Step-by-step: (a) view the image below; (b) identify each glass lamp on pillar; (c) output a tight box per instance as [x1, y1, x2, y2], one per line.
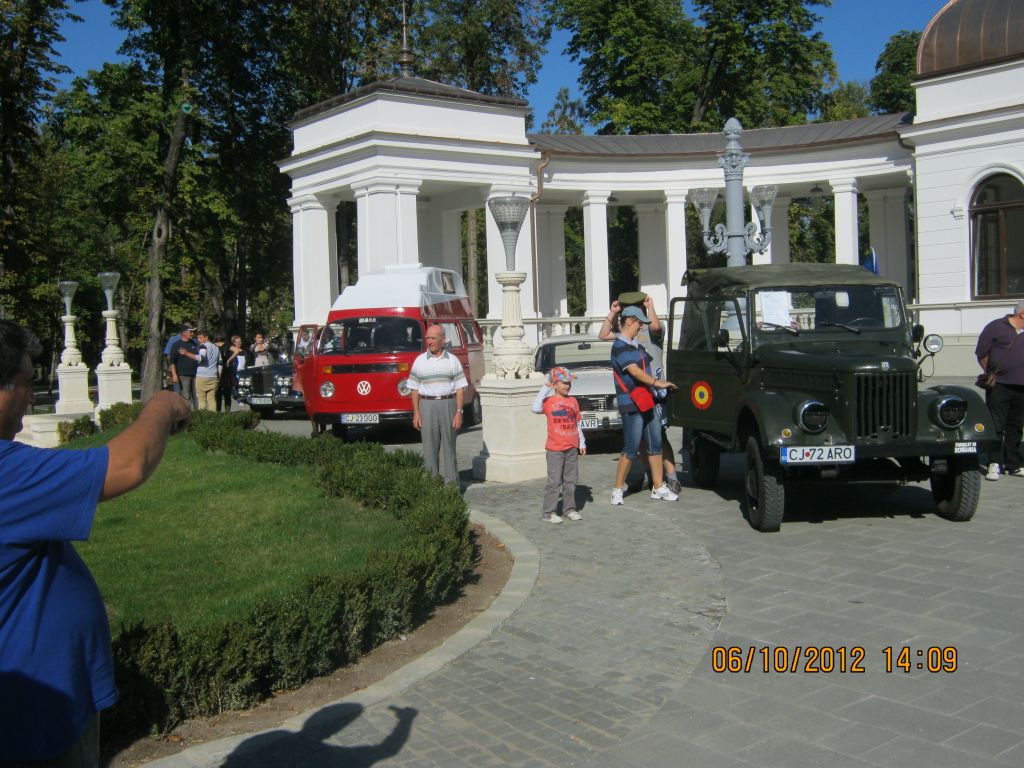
[486, 195, 534, 378]
[57, 281, 82, 366]
[690, 188, 726, 254]
[745, 185, 777, 254]
[96, 271, 124, 365]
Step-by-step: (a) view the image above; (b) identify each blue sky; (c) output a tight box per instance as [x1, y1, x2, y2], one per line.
[56, 0, 942, 125]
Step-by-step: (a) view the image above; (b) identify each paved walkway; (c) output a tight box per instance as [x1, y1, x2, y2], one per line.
[149, 415, 1024, 768]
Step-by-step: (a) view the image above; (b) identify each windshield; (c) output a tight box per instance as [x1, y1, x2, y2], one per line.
[318, 317, 423, 355]
[751, 285, 904, 338]
[536, 339, 614, 372]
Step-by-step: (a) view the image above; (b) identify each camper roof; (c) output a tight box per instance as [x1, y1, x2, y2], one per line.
[331, 264, 467, 311]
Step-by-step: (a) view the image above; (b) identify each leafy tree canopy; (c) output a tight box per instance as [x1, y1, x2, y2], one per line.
[869, 29, 920, 115]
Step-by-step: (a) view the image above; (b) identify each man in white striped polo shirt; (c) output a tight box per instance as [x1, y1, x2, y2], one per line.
[409, 324, 468, 486]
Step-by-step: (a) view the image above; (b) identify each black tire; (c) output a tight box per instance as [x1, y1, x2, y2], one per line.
[464, 394, 482, 427]
[330, 423, 349, 441]
[931, 465, 981, 522]
[691, 434, 721, 487]
[742, 435, 785, 532]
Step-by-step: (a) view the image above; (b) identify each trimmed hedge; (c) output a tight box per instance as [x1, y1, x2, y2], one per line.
[101, 412, 472, 751]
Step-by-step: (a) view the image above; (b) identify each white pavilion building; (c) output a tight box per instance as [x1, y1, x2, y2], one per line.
[279, 0, 1023, 376]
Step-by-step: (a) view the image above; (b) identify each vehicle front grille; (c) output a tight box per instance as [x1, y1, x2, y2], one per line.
[576, 394, 617, 412]
[854, 372, 914, 439]
[248, 368, 274, 395]
[329, 363, 400, 374]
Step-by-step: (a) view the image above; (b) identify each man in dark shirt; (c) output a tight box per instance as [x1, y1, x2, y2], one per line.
[975, 301, 1024, 480]
[169, 324, 199, 409]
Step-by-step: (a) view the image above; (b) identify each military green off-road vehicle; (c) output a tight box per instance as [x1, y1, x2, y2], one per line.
[666, 264, 997, 532]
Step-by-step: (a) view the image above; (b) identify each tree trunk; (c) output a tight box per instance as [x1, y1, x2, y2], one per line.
[140, 107, 191, 401]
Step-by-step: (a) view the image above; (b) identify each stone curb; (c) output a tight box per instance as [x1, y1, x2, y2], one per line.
[143, 509, 539, 767]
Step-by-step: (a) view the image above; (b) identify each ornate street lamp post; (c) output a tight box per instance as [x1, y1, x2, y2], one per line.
[690, 118, 777, 268]
[95, 270, 133, 413]
[486, 195, 535, 379]
[55, 280, 94, 415]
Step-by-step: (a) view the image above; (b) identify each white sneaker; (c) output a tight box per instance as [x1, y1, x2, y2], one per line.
[986, 464, 1001, 481]
[566, 510, 583, 521]
[610, 488, 624, 505]
[651, 483, 679, 501]
[543, 513, 564, 524]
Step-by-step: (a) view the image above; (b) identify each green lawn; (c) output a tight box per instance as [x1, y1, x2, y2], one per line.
[73, 430, 407, 630]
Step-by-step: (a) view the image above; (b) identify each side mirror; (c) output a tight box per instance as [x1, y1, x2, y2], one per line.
[714, 328, 730, 348]
[912, 324, 924, 343]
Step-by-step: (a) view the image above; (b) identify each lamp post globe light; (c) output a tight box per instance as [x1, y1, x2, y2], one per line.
[690, 118, 777, 268]
[486, 195, 535, 379]
[57, 281, 82, 367]
[96, 271, 124, 366]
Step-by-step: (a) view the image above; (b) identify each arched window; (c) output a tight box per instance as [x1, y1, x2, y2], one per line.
[971, 173, 1024, 298]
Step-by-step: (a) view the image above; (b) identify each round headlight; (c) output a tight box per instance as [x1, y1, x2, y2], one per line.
[923, 334, 944, 354]
[795, 400, 829, 434]
[320, 381, 335, 398]
[932, 395, 967, 429]
[397, 378, 411, 397]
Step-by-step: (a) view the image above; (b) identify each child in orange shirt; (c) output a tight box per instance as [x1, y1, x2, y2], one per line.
[532, 366, 587, 523]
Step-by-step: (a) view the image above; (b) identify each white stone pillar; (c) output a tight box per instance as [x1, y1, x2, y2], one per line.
[352, 179, 422, 275]
[289, 194, 339, 327]
[831, 179, 860, 266]
[636, 203, 668, 310]
[536, 205, 568, 316]
[582, 190, 611, 316]
[864, 188, 911, 292]
[440, 209, 463, 273]
[768, 196, 791, 264]
[664, 190, 689, 300]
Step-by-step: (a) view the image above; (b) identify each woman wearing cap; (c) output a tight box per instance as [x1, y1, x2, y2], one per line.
[608, 302, 678, 505]
[532, 366, 587, 524]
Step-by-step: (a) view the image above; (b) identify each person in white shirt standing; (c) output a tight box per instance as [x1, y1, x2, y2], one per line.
[409, 324, 467, 486]
[191, 329, 221, 411]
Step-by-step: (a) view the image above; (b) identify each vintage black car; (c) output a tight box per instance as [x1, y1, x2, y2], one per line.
[666, 263, 997, 532]
[234, 353, 304, 417]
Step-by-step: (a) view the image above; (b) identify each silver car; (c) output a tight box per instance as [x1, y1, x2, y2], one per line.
[533, 334, 621, 436]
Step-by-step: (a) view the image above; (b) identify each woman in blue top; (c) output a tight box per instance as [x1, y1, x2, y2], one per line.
[609, 305, 678, 505]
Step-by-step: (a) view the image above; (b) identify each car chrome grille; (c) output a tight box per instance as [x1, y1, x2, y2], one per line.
[576, 394, 616, 413]
[248, 369, 274, 395]
[854, 372, 914, 439]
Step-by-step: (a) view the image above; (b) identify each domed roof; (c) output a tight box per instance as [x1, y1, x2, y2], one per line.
[917, 0, 1024, 77]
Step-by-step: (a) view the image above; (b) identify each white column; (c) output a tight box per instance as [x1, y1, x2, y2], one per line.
[864, 188, 911, 292]
[352, 179, 422, 274]
[440, 208, 462, 273]
[768, 196, 791, 264]
[664, 190, 689, 300]
[831, 179, 860, 266]
[582, 190, 611, 316]
[289, 194, 339, 327]
[636, 203, 668, 310]
[536, 205, 568, 316]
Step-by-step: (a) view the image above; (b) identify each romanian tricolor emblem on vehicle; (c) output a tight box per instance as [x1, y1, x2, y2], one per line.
[691, 380, 712, 410]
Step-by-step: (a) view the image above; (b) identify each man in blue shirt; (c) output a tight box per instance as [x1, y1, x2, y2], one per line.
[0, 320, 190, 765]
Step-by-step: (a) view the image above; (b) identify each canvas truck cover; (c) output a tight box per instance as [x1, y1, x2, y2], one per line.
[682, 263, 899, 298]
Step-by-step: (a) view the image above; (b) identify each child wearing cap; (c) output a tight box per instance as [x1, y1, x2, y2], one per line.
[532, 366, 587, 524]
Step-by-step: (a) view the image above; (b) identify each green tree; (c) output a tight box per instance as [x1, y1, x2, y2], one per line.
[869, 30, 920, 114]
[818, 80, 870, 122]
[540, 86, 586, 134]
[0, 0, 77, 310]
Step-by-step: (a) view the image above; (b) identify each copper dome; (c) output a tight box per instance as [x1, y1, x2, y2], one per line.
[917, 0, 1024, 77]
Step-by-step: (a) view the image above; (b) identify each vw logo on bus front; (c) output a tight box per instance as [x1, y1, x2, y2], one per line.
[356, 380, 371, 396]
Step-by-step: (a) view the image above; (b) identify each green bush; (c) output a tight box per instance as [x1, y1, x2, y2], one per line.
[101, 412, 473, 749]
[57, 415, 96, 444]
[98, 401, 145, 428]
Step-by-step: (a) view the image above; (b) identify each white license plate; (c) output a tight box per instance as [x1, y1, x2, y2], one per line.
[780, 445, 855, 464]
[580, 418, 600, 430]
[341, 413, 379, 424]
[249, 396, 272, 405]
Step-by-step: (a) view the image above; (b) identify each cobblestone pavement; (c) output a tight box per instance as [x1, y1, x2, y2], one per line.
[151, 411, 1024, 767]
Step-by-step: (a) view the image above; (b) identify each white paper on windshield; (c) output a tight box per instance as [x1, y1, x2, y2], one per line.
[759, 291, 793, 327]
